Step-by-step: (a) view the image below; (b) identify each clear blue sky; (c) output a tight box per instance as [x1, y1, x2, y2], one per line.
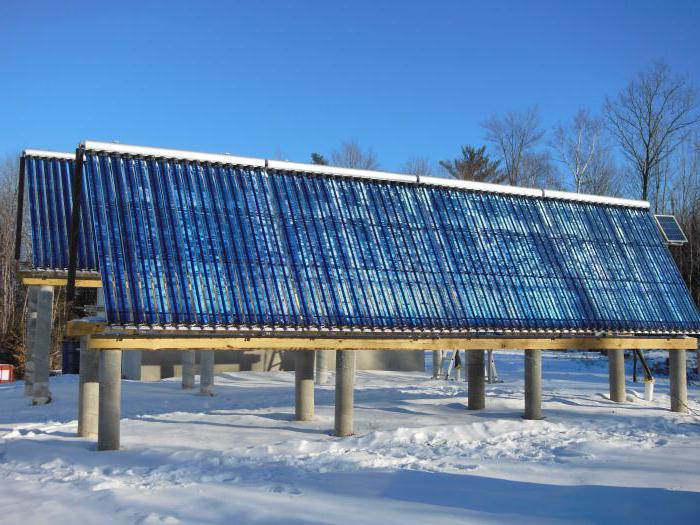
[1, 0, 699, 171]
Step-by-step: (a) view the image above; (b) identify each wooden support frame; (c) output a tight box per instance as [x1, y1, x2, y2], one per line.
[22, 277, 102, 288]
[19, 270, 101, 289]
[84, 335, 698, 352]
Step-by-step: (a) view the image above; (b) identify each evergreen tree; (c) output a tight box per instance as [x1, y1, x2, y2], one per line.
[311, 152, 328, 165]
[439, 145, 503, 182]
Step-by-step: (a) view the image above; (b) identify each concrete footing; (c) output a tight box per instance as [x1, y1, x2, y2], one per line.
[524, 349, 543, 420]
[199, 350, 215, 396]
[181, 350, 195, 389]
[608, 349, 625, 403]
[467, 350, 485, 410]
[98, 350, 122, 451]
[295, 350, 315, 421]
[432, 350, 442, 379]
[24, 287, 37, 396]
[32, 285, 54, 405]
[78, 336, 99, 437]
[669, 350, 688, 413]
[334, 350, 356, 436]
[315, 349, 329, 385]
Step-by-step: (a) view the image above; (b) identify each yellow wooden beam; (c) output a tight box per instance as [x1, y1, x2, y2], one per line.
[22, 277, 102, 288]
[66, 320, 107, 337]
[87, 335, 698, 351]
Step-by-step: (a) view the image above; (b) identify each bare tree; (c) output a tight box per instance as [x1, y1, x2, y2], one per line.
[330, 140, 379, 170]
[439, 145, 502, 182]
[0, 156, 27, 372]
[0, 157, 20, 335]
[520, 151, 560, 189]
[551, 109, 603, 193]
[402, 157, 434, 178]
[605, 62, 700, 200]
[584, 147, 621, 197]
[481, 107, 544, 186]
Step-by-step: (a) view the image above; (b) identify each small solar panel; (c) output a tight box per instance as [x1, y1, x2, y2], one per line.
[654, 215, 687, 244]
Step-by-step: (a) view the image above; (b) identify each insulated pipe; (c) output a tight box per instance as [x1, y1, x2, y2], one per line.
[524, 349, 543, 420]
[24, 287, 37, 396]
[467, 350, 485, 410]
[334, 350, 356, 437]
[199, 350, 215, 396]
[608, 349, 626, 403]
[32, 285, 54, 405]
[78, 336, 99, 437]
[295, 350, 315, 421]
[98, 350, 122, 451]
[669, 350, 688, 414]
[181, 350, 195, 389]
[315, 349, 329, 385]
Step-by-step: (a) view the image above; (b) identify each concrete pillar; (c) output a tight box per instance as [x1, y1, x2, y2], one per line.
[199, 350, 215, 396]
[432, 350, 442, 379]
[295, 350, 315, 421]
[334, 350, 356, 437]
[467, 350, 485, 410]
[122, 350, 143, 380]
[32, 285, 54, 405]
[524, 349, 543, 420]
[78, 336, 99, 437]
[24, 287, 38, 396]
[315, 349, 330, 385]
[669, 350, 688, 413]
[608, 349, 626, 403]
[98, 350, 122, 451]
[181, 350, 195, 389]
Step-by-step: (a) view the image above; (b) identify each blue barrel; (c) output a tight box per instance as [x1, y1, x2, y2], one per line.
[61, 340, 80, 374]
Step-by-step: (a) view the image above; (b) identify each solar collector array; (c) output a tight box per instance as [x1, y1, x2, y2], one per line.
[24, 152, 98, 272]
[82, 148, 700, 334]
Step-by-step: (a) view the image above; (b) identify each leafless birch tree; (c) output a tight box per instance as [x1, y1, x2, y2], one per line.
[551, 109, 603, 193]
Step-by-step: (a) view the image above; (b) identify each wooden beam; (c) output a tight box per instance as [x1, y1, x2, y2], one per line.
[87, 336, 698, 352]
[22, 277, 102, 288]
[66, 319, 107, 337]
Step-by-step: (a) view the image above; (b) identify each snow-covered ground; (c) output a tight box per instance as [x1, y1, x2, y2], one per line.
[1, 352, 699, 524]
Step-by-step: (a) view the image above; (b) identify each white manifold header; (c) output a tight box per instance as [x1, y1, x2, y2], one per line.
[23, 149, 75, 160]
[80, 140, 650, 209]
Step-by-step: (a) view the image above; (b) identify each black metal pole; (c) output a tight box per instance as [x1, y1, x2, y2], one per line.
[14, 155, 26, 262]
[634, 349, 653, 382]
[65, 147, 84, 312]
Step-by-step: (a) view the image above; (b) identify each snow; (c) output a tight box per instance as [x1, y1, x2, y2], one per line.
[1, 352, 699, 524]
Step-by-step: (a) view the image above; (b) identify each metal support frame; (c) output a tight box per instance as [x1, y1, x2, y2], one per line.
[65, 147, 85, 310]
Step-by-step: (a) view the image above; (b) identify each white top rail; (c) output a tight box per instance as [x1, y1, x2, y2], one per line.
[23, 149, 75, 160]
[80, 140, 650, 209]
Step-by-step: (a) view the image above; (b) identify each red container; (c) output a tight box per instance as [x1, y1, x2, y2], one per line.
[0, 364, 14, 383]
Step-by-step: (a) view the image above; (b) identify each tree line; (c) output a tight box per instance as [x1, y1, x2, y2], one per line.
[312, 61, 700, 310]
